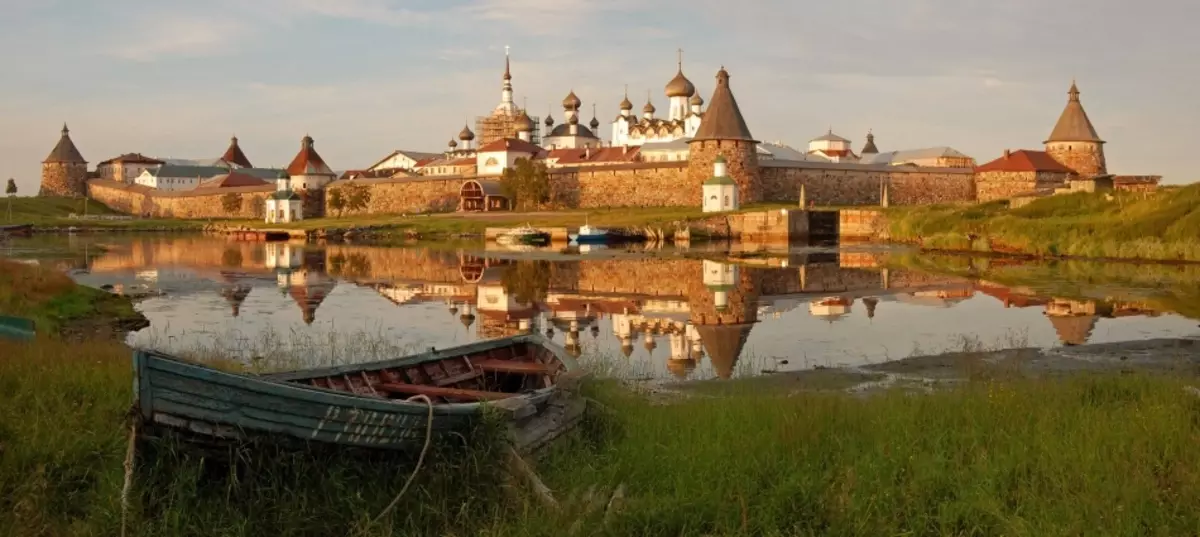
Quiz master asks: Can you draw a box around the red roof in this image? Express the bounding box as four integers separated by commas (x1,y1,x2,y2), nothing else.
97,153,164,166
976,150,1073,173
221,137,253,168
196,171,270,189
476,137,543,154
286,136,335,176
544,146,641,165
815,148,853,158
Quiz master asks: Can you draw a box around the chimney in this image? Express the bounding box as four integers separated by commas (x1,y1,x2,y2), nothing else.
505,140,510,149
585,146,591,159
622,145,627,155
1003,149,1011,159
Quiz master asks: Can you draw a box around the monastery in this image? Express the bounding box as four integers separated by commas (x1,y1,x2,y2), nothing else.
48,50,1160,220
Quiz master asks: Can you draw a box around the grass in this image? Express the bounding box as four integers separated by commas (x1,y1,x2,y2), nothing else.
5,333,1200,535
0,258,144,335
231,203,798,235
886,185,1200,261
3,196,200,230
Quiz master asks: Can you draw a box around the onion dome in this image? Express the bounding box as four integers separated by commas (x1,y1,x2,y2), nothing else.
690,93,704,107
516,111,535,132
619,89,633,111
589,116,600,129
562,90,582,110
544,112,554,127
448,139,458,149
665,68,695,98
458,124,475,141
642,99,656,115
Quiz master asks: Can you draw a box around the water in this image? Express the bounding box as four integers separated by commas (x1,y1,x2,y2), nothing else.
4,234,1199,381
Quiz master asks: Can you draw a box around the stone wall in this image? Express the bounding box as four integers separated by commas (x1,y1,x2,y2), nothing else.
549,163,690,208
1045,142,1106,177
88,180,271,219
839,209,887,239
40,163,88,197
975,170,1069,202
760,162,975,206
325,177,461,216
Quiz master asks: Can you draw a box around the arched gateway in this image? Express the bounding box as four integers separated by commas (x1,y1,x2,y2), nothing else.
459,179,510,212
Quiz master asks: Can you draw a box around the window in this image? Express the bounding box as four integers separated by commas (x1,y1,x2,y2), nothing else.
709,195,717,201
724,195,730,206
485,157,499,166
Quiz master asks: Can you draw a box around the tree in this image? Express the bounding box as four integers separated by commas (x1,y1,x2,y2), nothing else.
499,158,550,211
328,188,347,217
344,182,372,214
5,178,14,222
220,192,243,216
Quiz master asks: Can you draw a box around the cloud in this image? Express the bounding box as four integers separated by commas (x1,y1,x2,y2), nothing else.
103,14,247,62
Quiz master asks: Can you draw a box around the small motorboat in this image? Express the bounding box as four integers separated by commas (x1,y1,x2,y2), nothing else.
568,224,610,244
132,334,586,454
497,224,551,246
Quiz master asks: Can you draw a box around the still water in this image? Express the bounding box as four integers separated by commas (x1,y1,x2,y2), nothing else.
5,235,1199,381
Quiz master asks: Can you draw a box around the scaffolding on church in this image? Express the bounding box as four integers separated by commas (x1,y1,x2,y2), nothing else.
475,110,541,147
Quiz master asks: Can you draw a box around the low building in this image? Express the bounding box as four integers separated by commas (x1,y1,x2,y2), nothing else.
639,138,690,163
96,153,164,183
859,147,975,168
702,155,738,212
1113,175,1161,193
133,165,281,192
195,171,271,190
366,149,442,176
285,135,337,191
475,138,542,176
265,172,303,223
417,156,477,177
542,146,641,168
974,149,1073,202
807,130,857,162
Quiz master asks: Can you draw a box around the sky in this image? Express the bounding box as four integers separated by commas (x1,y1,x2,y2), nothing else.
2,0,1198,194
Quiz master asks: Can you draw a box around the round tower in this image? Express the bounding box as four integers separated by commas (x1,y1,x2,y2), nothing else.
1044,81,1106,177
40,124,89,197
687,67,760,203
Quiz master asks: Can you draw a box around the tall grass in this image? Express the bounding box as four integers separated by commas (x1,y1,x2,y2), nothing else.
887,186,1200,261
517,376,1200,536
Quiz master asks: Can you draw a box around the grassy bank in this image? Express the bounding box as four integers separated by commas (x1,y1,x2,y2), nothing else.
5,338,1200,535
0,258,146,336
886,185,1200,262
3,197,200,230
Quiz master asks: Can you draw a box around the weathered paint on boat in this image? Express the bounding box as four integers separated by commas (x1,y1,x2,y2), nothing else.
0,315,35,341
133,334,579,450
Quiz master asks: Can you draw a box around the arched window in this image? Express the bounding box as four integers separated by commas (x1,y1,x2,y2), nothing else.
485,157,499,166
724,195,730,206
709,195,717,201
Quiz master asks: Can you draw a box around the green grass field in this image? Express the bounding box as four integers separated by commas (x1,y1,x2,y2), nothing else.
0,258,144,335
886,185,1200,261
4,340,1200,536
3,196,200,229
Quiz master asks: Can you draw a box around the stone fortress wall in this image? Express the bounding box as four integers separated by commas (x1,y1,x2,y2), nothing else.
88,180,273,219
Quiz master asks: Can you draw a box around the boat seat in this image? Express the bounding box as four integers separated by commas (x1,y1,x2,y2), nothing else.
376,383,514,401
472,359,559,375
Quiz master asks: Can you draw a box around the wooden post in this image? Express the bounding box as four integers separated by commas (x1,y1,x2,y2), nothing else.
798,184,806,209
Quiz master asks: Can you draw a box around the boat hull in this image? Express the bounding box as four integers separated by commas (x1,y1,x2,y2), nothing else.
569,233,609,244
133,335,580,451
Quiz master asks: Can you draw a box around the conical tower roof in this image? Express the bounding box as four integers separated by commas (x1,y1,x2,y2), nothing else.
694,322,753,379
286,135,335,177
861,131,879,155
692,68,755,142
44,124,87,164
1048,314,1098,346
222,135,253,168
1045,81,1103,144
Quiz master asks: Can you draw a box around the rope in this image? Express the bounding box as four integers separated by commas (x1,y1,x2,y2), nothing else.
362,394,435,532
120,420,138,537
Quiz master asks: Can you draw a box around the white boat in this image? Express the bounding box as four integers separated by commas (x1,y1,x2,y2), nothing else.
569,224,610,244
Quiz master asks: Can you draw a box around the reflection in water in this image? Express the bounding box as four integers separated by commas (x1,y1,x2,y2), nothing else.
7,235,1200,381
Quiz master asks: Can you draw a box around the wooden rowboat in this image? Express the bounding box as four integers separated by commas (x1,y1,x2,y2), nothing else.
132,334,587,453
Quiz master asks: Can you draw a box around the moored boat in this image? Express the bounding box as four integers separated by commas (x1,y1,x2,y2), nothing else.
497,224,550,246
0,224,32,237
568,224,610,244
132,334,585,453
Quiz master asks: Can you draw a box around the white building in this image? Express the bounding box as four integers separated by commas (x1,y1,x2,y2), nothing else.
264,172,303,224
807,130,857,162
702,155,738,213
133,165,281,191
96,153,164,183
475,138,542,176
285,135,337,191
365,150,442,175
611,55,704,147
